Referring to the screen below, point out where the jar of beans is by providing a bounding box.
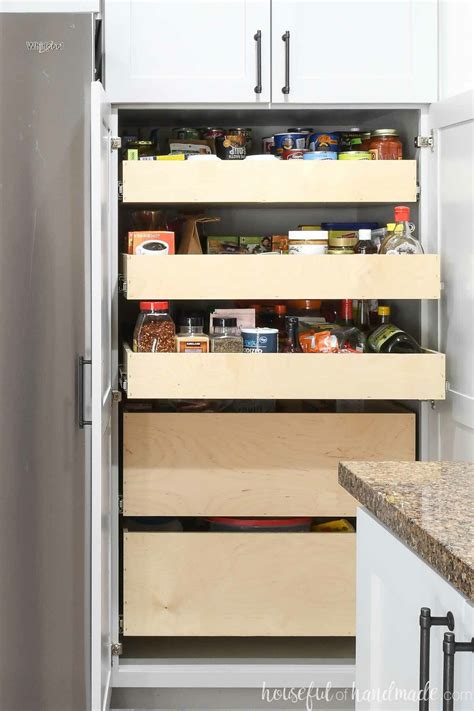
[133,301,176,353]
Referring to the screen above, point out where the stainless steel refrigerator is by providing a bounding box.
[0,13,95,711]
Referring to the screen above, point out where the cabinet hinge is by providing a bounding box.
[111,136,122,151]
[118,495,123,514]
[119,368,128,393]
[119,614,124,634]
[112,389,122,403]
[118,181,123,201]
[414,134,434,150]
[111,642,123,657]
[118,274,127,294]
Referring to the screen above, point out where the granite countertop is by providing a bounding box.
[338,461,474,602]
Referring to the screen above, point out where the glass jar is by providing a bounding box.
[176,317,209,353]
[369,130,403,160]
[210,317,243,353]
[133,301,176,352]
[327,235,356,254]
[288,231,328,255]
[125,140,155,161]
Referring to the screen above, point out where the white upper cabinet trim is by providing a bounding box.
[0,0,100,10]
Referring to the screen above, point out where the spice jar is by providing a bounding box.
[369,130,403,160]
[176,317,209,353]
[210,318,243,353]
[133,301,176,352]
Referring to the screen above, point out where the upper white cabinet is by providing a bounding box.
[104,0,271,103]
[271,0,438,104]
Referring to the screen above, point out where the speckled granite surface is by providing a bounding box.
[338,461,474,602]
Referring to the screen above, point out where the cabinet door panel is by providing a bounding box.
[272,0,437,104]
[105,0,270,103]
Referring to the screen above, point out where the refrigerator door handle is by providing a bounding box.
[77,356,92,428]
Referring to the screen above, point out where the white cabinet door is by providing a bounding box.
[104,0,270,103]
[271,0,437,104]
[357,508,473,711]
[90,81,114,711]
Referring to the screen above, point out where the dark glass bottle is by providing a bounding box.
[368,315,422,353]
[282,316,302,353]
[356,299,371,335]
[270,304,289,350]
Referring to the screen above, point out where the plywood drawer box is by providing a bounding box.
[122,159,417,204]
[122,254,441,301]
[123,412,415,517]
[123,345,446,401]
[123,532,356,637]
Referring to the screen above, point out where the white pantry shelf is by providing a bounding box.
[122,159,417,204]
[122,253,441,300]
[123,345,446,401]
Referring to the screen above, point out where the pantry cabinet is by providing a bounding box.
[356,508,474,711]
[271,0,438,104]
[103,0,271,103]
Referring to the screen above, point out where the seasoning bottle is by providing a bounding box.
[133,301,176,352]
[354,229,377,254]
[176,317,209,353]
[355,300,371,335]
[269,304,289,349]
[381,206,424,254]
[210,318,243,353]
[282,317,302,353]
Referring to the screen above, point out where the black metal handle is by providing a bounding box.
[77,356,92,428]
[442,632,474,711]
[254,30,262,94]
[419,608,455,711]
[282,30,290,94]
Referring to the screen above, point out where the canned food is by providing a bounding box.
[262,136,275,154]
[200,127,225,139]
[281,148,308,160]
[338,151,372,160]
[242,328,279,353]
[303,151,337,160]
[339,128,362,151]
[171,127,200,140]
[274,132,307,155]
[215,133,247,160]
[126,141,155,160]
[308,132,339,152]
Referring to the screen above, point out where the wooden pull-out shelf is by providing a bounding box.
[122,254,441,301]
[123,532,356,637]
[123,345,446,401]
[123,412,415,517]
[122,159,417,204]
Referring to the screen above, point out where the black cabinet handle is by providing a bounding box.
[254,30,262,94]
[281,31,290,94]
[419,608,455,711]
[77,355,92,428]
[442,632,474,711]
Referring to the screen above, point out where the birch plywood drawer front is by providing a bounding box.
[122,160,417,204]
[123,532,356,637]
[124,346,446,401]
[123,254,441,301]
[123,412,415,517]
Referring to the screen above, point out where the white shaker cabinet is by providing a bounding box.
[104,0,271,103]
[271,0,438,104]
[357,509,474,711]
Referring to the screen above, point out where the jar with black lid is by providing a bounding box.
[210,318,243,353]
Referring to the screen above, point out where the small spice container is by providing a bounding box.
[369,129,403,160]
[288,231,328,255]
[210,318,243,353]
[133,301,176,352]
[176,317,209,353]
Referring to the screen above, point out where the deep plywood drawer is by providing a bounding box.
[123,532,356,637]
[123,412,415,517]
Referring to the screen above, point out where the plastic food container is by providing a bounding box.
[133,301,176,353]
[241,327,278,353]
[303,151,337,160]
[308,132,339,152]
[274,132,307,155]
[288,230,328,254]
[206,517,313,532]
[338,151,372,160]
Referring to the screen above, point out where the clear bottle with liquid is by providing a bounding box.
[381,206,424,255]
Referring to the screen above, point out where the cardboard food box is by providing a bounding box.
[127,231,175,255]
[239,236,272,254]
[207,236,240,254]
